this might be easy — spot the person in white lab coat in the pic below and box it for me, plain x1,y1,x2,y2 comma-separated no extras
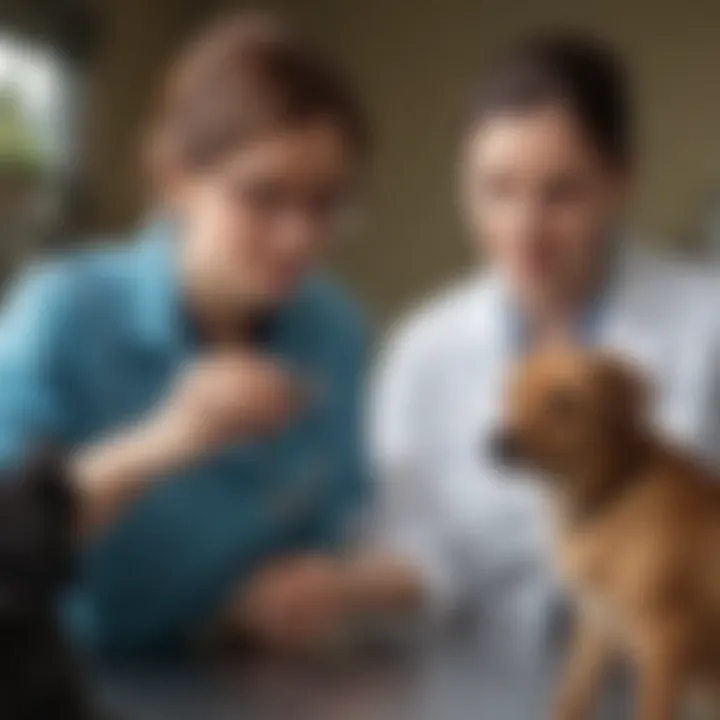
355,35,720,638
236,35,720,657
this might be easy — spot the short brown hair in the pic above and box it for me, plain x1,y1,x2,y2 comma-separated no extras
148,12,368,184
467,34,632,167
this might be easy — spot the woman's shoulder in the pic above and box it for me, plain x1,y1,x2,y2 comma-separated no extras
1,237,145,336
17,234,139,287
294,274,367,344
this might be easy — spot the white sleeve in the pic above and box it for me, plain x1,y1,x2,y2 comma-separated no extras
690,271,720,467
367,319,470,622
701,311,720,466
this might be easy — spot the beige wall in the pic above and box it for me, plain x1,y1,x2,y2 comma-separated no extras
81,0,208,230
83,0,720,321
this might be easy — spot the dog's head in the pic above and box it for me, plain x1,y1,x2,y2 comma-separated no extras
491,347,651,498
0,449,75,636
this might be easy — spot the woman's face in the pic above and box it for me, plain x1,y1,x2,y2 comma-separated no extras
175,118,355,311
462,104,627,300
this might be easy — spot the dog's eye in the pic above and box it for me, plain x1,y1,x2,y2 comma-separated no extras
544,387,579,417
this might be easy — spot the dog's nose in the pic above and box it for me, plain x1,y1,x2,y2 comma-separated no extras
488,430,521,466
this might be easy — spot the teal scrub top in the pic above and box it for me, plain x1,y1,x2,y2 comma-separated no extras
0,221,367,655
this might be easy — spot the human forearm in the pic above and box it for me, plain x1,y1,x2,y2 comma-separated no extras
210,553,427,653
69,418,200,538
344,554,426,615
70,353,299,539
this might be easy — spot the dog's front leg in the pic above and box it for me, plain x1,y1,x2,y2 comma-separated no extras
634,625,687,720
552,608,614,720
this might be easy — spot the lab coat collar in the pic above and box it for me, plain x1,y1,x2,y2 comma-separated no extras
471,235,664,357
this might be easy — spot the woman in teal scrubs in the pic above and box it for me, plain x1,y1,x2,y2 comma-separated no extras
0,14,368,655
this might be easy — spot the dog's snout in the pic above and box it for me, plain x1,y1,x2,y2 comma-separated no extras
489,429,521,466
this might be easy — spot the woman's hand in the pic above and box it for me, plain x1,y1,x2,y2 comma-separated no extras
150,352,300,464
218,553,426,654
71,352,300,538
223,555,354,653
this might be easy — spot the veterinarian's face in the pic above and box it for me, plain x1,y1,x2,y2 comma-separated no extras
492,349,645,481
462,104,626,300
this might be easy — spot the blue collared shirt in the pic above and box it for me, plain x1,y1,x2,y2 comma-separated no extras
0,222,367,654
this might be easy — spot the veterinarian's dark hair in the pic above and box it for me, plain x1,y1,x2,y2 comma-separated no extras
466,34,632,167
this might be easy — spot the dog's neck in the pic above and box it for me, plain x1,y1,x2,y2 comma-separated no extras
555,431,657,528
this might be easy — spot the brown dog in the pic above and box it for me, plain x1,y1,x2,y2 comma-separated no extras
493,346,720,720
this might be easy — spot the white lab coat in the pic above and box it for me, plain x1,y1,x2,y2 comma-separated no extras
369,241,720,643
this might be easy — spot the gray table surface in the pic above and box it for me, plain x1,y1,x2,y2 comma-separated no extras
92,616,632,720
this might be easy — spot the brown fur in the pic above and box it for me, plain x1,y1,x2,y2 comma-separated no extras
497,347,720,720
